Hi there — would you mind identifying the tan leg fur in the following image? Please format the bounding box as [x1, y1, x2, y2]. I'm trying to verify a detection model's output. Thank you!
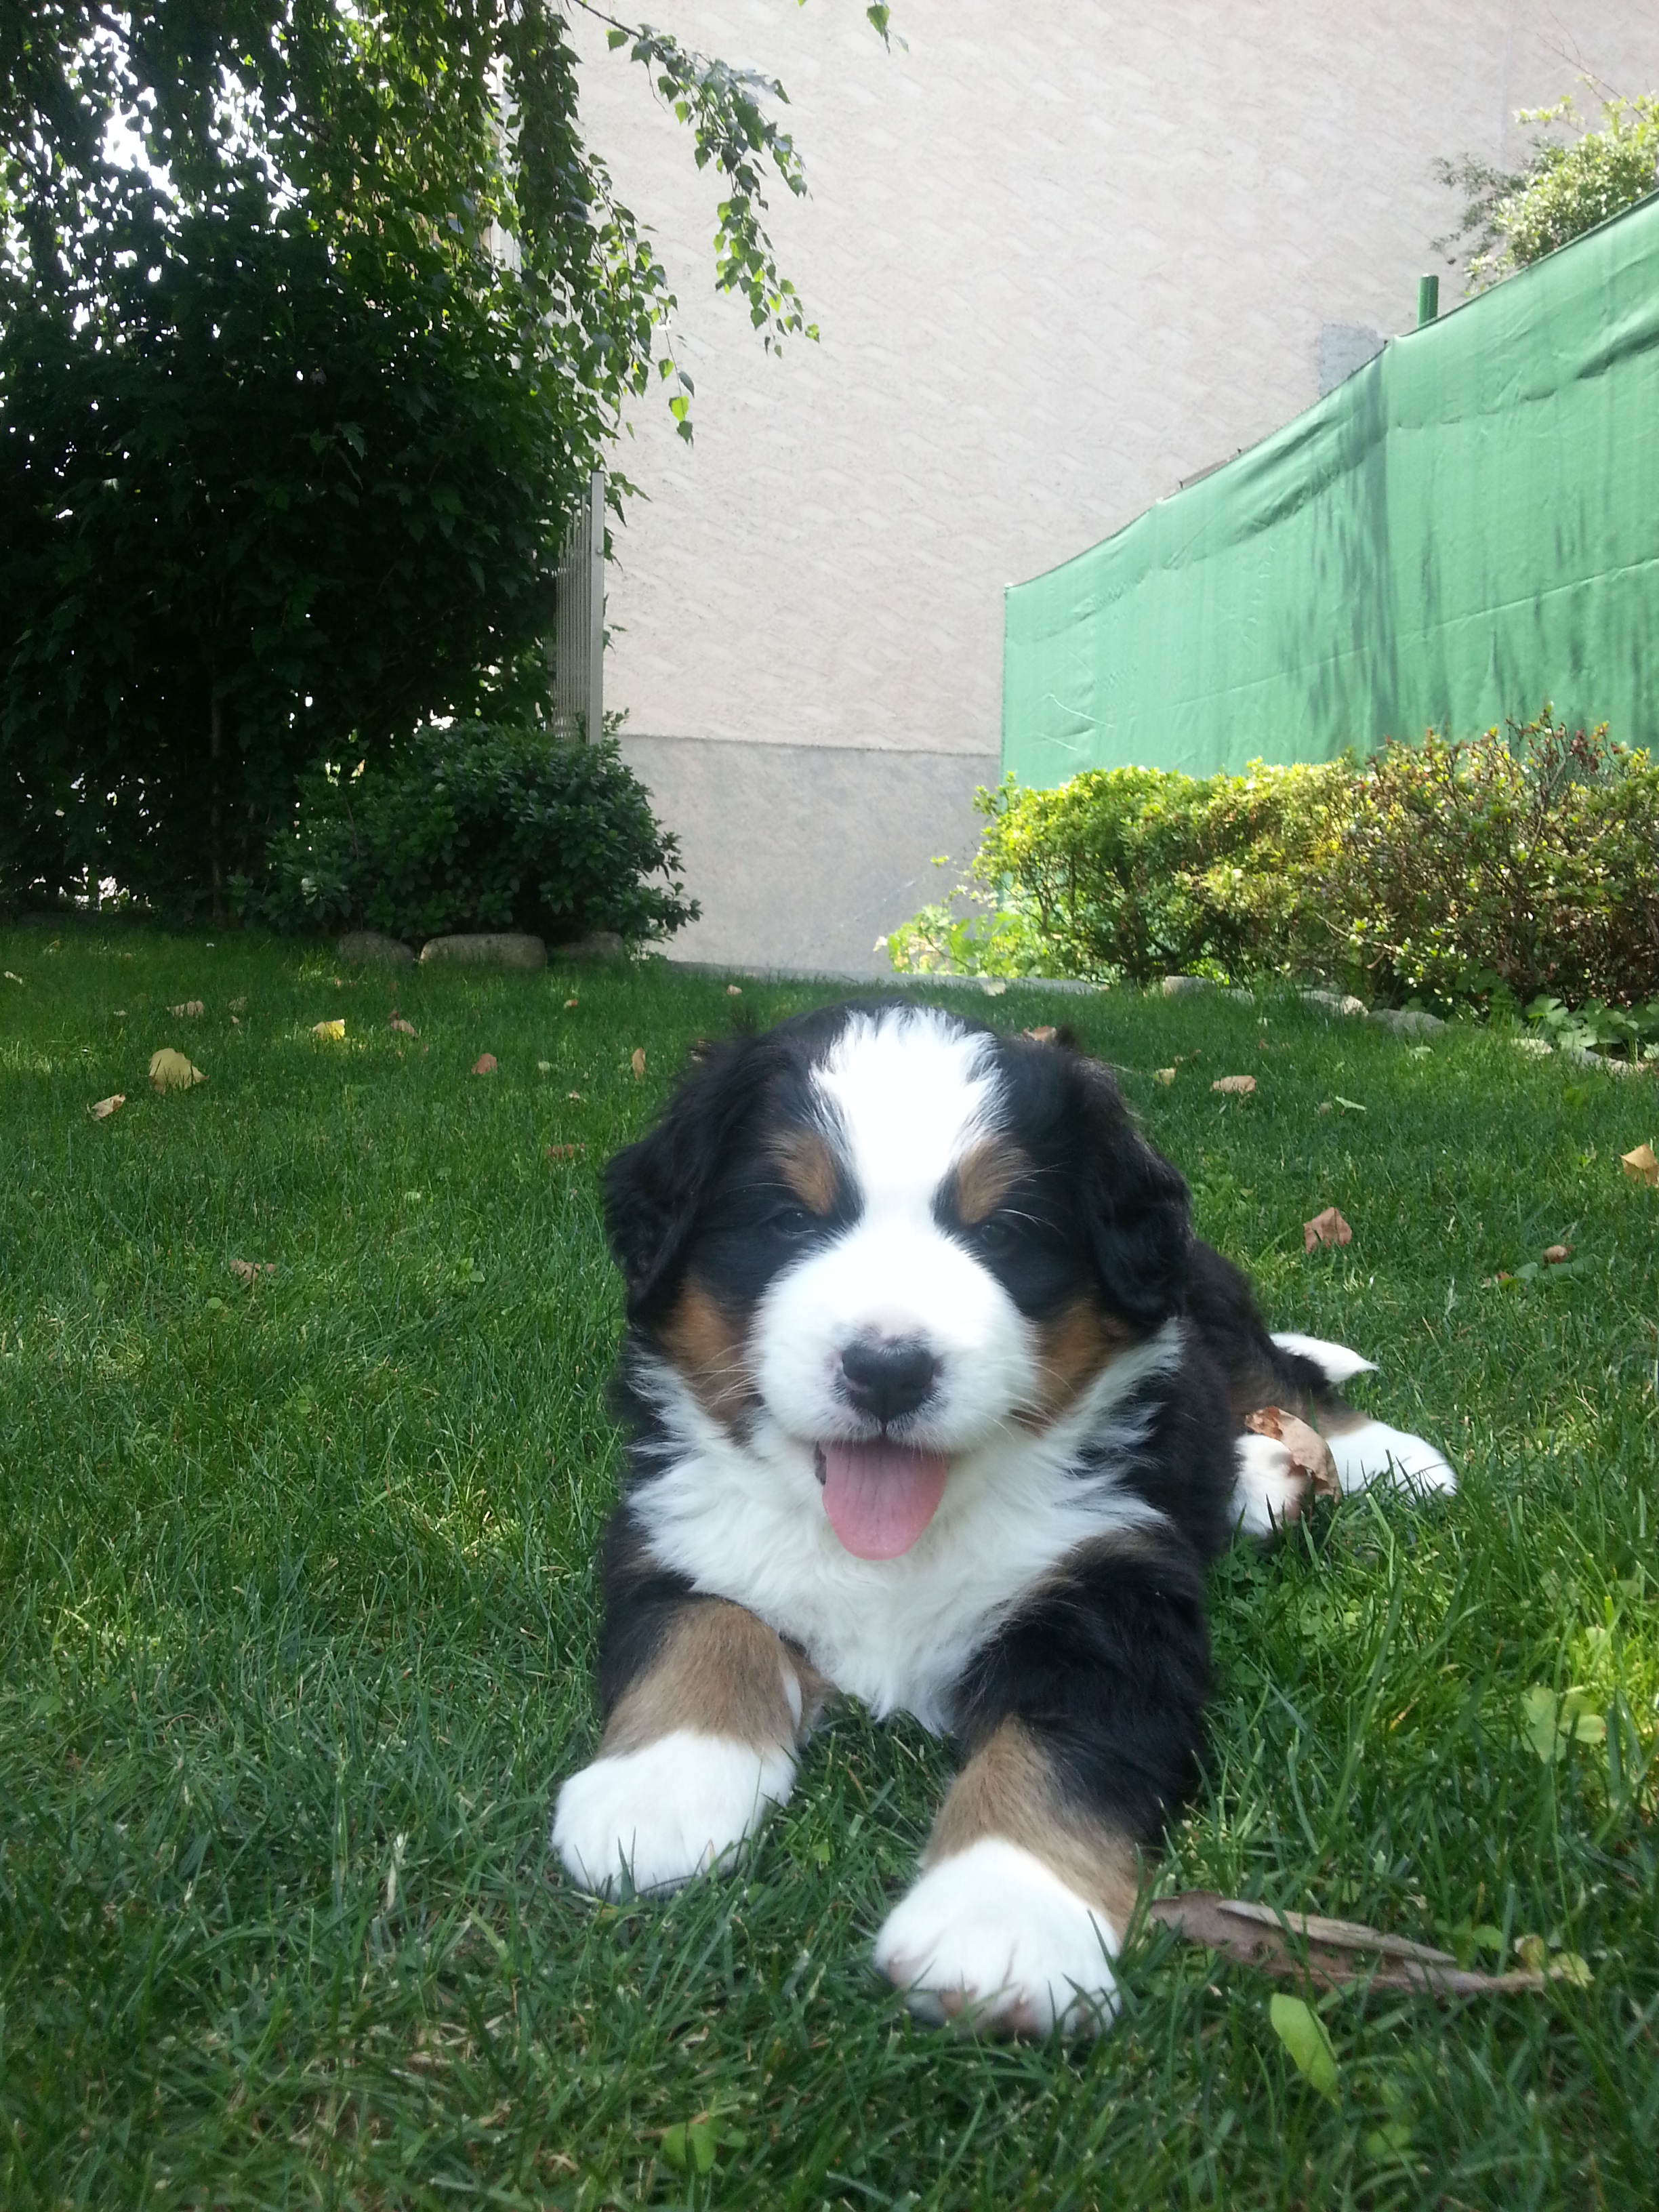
[924, 1719, 1142, 1936]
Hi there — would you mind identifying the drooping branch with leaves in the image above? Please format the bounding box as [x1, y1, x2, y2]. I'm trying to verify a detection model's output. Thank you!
[0, 2, 883, 913]
[1434, 83, 1659, 292]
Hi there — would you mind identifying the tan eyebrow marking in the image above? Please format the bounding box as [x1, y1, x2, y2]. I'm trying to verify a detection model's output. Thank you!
[769, 1127, 839, 1215]
[950, 1134, 1032, 1225]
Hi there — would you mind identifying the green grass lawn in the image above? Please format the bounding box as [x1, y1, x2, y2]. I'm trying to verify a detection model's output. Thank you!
[2, 924, 1656, 2211]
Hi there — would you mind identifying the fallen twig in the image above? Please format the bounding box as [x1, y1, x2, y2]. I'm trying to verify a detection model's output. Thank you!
[1145, 1892, 1553, 1995]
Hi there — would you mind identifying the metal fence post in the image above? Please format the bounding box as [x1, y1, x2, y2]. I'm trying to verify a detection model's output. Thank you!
[552, 467, 605, 741]
[587, 468, 605, 744]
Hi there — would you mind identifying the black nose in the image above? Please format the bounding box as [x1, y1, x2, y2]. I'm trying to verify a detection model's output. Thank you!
[838, 1336, 939, 1425]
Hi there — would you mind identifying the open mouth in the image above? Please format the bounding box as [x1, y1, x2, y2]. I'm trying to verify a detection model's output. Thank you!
[813, 1439, 949, 1560]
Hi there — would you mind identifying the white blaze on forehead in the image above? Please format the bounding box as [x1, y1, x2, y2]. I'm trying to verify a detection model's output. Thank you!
[813, 1008, 997, 1210]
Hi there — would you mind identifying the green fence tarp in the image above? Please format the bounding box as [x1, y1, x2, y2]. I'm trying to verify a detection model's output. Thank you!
[1002, 191, 1659, 787]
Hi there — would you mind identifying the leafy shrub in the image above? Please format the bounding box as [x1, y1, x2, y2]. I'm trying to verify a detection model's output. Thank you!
[1526, 994, 1659, 1065]
[257, 723, 697, 947]
[888, 714, 1659, 1014]
[1337, 718, 1659, 1010]
[887, 760, 1351, 986]
[1438, 90, 1659, 293]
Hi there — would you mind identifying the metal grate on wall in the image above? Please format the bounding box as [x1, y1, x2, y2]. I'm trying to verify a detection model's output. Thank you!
[552, 469, 605, 743]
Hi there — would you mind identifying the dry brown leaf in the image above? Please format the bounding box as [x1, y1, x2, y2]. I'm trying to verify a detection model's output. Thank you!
[1024, 1025, 1058, 1044]
[568, 1090, 582, 1101]
[1542, 1243, 1573, 1264]
[726, 985, 743, 997]
[1244, 1406, 1338, 1496]
[228, 996, 247, 1013]
[630, 1047, 647, 1078]
[1145, 1891, 1552, 1996]
[390, 1017, 417, 1037]
[1621, 1141, 1658, 1187]
[228, 1258, 276, 1284]
[88, 1094, 125, 1121]
[544, 1143, 586, 1160]
[472, 1053, 498, 1075]
[312, 1019, 346, 1042]
[169, 999, 204, 1018]
[1212, 1074, 1256, 1096]
[564, 997, 579, 1009]
[148, 1048, 205, 1092]
[1304, 1206, 1353, 1253]
[1155, 1067, 1177, 1085]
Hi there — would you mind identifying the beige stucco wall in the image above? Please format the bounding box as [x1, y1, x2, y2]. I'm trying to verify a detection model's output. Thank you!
[575, 1, 1659, 763]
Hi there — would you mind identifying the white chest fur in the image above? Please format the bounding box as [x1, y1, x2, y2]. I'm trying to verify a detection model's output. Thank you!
[626, 1327, 1180, 1732]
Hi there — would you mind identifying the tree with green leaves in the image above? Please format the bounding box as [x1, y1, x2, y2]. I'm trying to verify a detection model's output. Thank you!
[1435, 86, 1659, 293]
[1, 3, 888, 913]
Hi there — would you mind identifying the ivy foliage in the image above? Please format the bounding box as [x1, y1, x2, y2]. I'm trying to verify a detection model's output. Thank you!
[1435, 87, 1659, 292]
[886, 714, 1659, 1018]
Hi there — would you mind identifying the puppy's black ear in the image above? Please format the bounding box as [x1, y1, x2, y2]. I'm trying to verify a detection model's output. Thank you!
[1069, 1057, 1191, 1328]
[603, 1034, 768, 1318]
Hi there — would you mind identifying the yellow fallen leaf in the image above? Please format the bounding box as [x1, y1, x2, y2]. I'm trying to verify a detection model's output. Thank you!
[1621, 1141, 1658, 1187]
[312, 1019, 346, 1042]
[1155, 1067, 1177, 1085]
[89, 1093, 125, 1121]
[630, 1047, 647, 1078]
[726, 985, 743, 996]
[169, 999, 204, 1018]
[1212, 1074, 1256, 1096]
[149, 1048, 205, 1092]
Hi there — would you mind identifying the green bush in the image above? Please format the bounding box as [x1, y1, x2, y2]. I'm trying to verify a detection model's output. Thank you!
[888, 713, 1659, 1014]
[887, 759, 1351, 987]
[1337, 718, 1659, 1009]
[257, 723, 697, 948]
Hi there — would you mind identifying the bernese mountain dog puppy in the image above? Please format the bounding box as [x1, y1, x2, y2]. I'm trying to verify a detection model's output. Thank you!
[554, 1002, 1453, 2034]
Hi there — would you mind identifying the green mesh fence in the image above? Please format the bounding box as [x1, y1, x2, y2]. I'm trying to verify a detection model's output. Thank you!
[1002, 191, 1659, 787]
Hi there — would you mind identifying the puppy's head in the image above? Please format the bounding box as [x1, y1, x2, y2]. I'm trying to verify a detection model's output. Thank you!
[605, 1003, 1189, 1558]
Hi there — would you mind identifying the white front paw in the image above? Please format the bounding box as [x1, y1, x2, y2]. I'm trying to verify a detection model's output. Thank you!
[552, 1729, 795, 1898]
[1231, 1430, 1309, 1536]
[874, 1837, 1120, 2036]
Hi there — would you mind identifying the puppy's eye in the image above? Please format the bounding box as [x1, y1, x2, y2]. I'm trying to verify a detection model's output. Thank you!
[974, 1215, 1017, 1255]
[769, 1204, 816, 1238]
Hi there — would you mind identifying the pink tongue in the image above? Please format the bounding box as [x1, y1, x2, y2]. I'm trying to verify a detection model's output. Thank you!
[820, 1441, 949, 1559]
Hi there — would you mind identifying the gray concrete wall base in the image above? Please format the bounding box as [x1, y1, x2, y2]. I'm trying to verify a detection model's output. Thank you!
[619, 736, 1000, 977]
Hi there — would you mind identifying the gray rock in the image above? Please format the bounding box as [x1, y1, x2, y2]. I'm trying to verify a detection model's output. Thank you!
[1367, 1007, 1446, 1037]
[554, 931, 628, 966]
[1562, 1042, 1642, 1076]
[1302, 987, 1368, 1018]
[419, 932, 547, 972]
[337, 929, 415, 966]
[1160, 975, 1214, 997]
